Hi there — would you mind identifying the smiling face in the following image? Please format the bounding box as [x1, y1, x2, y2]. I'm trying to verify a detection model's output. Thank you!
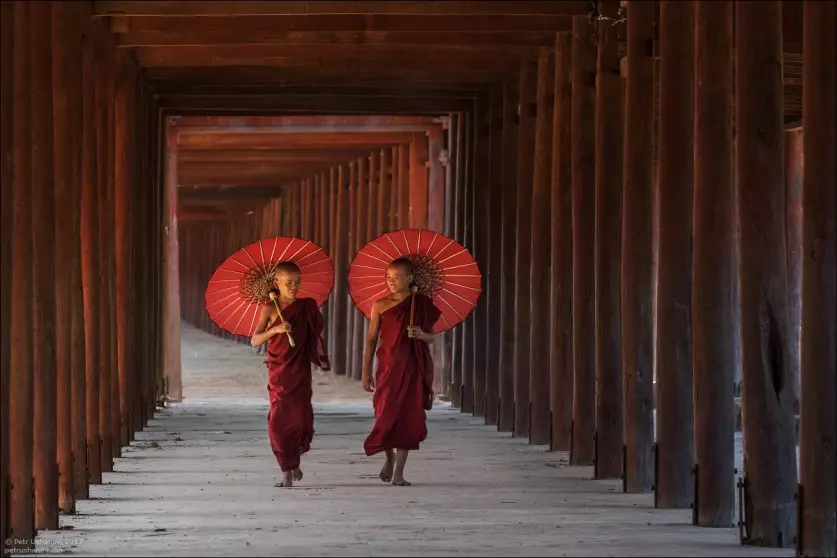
[273, 269, 301, 300]
[385, 262, 414, 294]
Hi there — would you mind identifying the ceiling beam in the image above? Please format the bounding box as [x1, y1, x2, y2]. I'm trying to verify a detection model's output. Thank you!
[174, 115, 441, 127]
[176, 131, 415, 149]
[158, 95, 474, 114]
[96, 1, 591, 17]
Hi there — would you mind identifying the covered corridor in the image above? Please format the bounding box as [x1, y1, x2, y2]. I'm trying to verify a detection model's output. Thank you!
[1, 1, 834, 557]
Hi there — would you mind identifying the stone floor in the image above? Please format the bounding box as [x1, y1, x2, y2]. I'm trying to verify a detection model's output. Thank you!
[23, 324, 794, 557]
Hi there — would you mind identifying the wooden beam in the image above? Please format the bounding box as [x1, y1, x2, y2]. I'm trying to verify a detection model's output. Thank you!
[96, 2, 591, 17]
[116, 30, 563, 48]
[158, 95, 474, 114]
[177, 132, 415, 150]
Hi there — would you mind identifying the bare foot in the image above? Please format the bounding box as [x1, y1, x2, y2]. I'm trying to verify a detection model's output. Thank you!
[391, 477, 412, 487]
[274, 471, 294, 488]
[293, 468, 303, 481]
[379, 449, 395, 483]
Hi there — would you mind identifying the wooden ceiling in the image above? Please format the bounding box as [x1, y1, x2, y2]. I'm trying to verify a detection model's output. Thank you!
[92, 1, 806, 220]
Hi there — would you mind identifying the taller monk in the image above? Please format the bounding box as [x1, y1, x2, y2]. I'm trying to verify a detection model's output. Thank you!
[361, 258, 441, 486]
[251, 262, 330, 488]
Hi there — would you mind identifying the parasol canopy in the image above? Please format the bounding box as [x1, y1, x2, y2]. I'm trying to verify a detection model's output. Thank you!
[204, 237, 334, 337]
[348, 229, 482, 333]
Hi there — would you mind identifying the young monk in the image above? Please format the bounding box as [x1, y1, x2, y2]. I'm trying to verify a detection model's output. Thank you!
[251, 262, 330, 488]
[361, 258, 442, 486]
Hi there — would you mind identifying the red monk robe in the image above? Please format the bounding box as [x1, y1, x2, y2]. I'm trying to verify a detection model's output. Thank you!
[364, 293, 442, 456]
[264, 297, 330, 472]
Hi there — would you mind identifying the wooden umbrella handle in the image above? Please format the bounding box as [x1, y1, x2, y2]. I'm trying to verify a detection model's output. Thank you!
[269, 292, 296, 347]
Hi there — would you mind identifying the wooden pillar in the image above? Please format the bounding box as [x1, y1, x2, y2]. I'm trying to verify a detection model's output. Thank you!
[570, 15, 596, 465]
[32, 0, 58, 529]
[621, 0, 655, 490]
[593, 0, 625, 480]
[410, 132, 430, 229]
[163, 120, 183, 401]
[352, 157, 368, 381]
[799, 2, 837, 555]
[498, 82, 519, 433]
[9, 0, 35, 547]
[1, 1, 15, 549]
[114, 54, 134, 448]
[472, 94, 489, 418]
[398, 144, 410, 228]
[333, 165, 349, 375]
[530, 47, 555, 445]
[693, 0, 735, 526]
[550, 32, 573, 451]
[427, 129, 445, 233]
[514, 58, 537, 438]
[345, 163, 357, 379]
[440, 124, 454, 400]
[450, 114, 465, 407]
[485, 89, 503, 426]
[461, 110, 477, 415]
[389, 146, 399, 231]
[327, 168, 337, 359]
[736, 2, 798, 546]
[656, 0, 695, 508]
[81, 16, 102, 486]
[52, 0, 80, 513]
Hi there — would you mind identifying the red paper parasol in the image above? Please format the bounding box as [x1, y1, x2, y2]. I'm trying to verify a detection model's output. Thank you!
[205, 237, 334, 337]
[348, 229, 482, 333]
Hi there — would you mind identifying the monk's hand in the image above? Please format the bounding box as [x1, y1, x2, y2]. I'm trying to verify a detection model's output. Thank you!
[272, 322, 292, 335]
[362, 374, 375, 392]
[407, 326, 425, 341]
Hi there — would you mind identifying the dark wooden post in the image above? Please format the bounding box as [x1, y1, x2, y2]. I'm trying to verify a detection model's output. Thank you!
[345, 163, 357, 379]
[621, 0, 655, 490]
[327, 167, 337, 359]
[333, 165, 349, 375]
[799, 3, 836, 555]
[352, 156, 368, 381]
[162, 120, 183, 401]
[460, 112, 475, 415]
[9, 0, 35, 546]
[593, 0, 624, 479]
[785, 130, 802, 415]
[472, 94, 489, 418]
[399, 144, 410, 228]
[514, 58, 537, 438]
[428, 128, 445, 234]
[410, 132, 430, 229]
[693, 0, 735, 526]
[736, 1, 798, 547]
[485, 89, 503, 426]
[450, 115, 465, 408]
[1, 1, 15, 548]
[550, 32, 573, 452]
[31, 0, 59, 529]
[530, 47, 555, 445]
[498, 82, 519, 433]
[81, 15, 101, 486]
[390, 146, 400, 231]
[52, 0, 80, 514]
[656, 0, 695, 508]
[570, 15, 597, 466]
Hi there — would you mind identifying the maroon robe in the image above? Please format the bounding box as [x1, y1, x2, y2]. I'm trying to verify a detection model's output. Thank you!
[264, 297, 330, 472]
[364, 293, 442, 456]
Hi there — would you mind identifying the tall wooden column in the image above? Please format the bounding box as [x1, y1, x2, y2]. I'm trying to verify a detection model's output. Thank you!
[472, 95, 489, 417]
[693, 0, 735, 526]
[570, 15, 597, 465]
[485, 89, 503, 425]
[162, 119, 183, 401]
[799, 2, 836, 555]
[736, 2, 798, 547]
[333, 165, 349, 375]
[514, 58, 537, 438]
[530, 47, 555, 445]
[31, 0, 59, 529]
[621, 0, 655, 490]
[9, 0, 35, 547]
[785, 130, 803, 414]
[327, 167, 337, 358]
[1, 1, 15, 549]
[498, 82, 519, 432]
[345, 163, 357, 379]
[593, 0, 624, 478]
[549, 32, 573, 451]
[52, 0, 80, 513]
[460, 113, 475, 414]
[352, 157, 368, 381]
[81, 16, 102, 485]
[656, 0, 695, 508]
[410, 132, 430, 229]
[450, 115, 465, 407]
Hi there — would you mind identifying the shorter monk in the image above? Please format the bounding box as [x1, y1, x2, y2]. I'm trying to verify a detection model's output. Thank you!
[251, 262, 330, 488]
[361, 258, 441, 486]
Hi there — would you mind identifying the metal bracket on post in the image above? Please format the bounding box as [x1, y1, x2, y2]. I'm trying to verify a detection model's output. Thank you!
[691, 464, 699, 525]
[652, 442, 659, 508]
[622, 444, 627, 492]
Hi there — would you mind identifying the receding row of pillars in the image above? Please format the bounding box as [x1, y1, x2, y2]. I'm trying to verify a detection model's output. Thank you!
[447, 3, 834, 555]
[2, 2, 165, 554]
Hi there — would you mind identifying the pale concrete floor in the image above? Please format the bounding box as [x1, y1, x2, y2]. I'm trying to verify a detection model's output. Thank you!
[25, 324, 794, 557]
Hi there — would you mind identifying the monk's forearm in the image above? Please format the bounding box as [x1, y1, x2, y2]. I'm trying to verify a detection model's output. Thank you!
[361, 340, 376, 378]
[422, 331, 436, 344]
[251, 329, 275, 347]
